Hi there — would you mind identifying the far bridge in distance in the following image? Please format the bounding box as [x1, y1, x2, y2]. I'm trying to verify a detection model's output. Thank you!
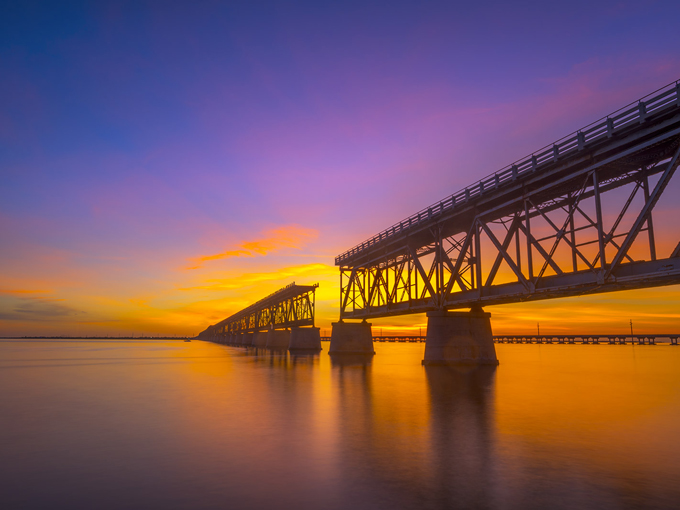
[321, 334, 680, 345]
[197, 283, 322, 351]
[329, 80, 680, 365]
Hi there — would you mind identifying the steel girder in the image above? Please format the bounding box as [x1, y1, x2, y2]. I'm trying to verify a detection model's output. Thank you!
[338, 82, 680, 320]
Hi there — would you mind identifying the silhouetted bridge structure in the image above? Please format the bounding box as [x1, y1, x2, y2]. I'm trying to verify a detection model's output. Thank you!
[329, 80, 680, 365]
[198, 283, 322, 350]
[493, 334, 679, 345]
[321, 334, 679, 345]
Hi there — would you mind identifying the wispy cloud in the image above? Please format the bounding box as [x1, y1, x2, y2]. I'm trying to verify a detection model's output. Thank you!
[0, 289, 52, 296]
[186, 225, 318, 269]
[180, 262, 332, 291]
[0, 296, 85, 321]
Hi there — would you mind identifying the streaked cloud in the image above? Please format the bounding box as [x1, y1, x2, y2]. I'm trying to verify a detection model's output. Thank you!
[0, 289, 52, 295]
[186, 225, 318, 269]
[180, 262, 333, 291]
[0, 296, 84, 322]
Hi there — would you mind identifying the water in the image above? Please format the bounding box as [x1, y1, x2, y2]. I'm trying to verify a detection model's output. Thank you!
[1, 339, 679, 509]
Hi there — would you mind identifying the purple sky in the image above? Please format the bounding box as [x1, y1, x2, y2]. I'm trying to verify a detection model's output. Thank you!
[1, 1, 680, 336]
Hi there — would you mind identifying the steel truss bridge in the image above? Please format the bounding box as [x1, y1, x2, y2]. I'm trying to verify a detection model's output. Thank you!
[198, 283, 318, 340]
[336, 81, 680, 320]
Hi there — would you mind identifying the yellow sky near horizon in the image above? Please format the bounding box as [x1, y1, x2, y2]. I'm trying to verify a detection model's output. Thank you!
[2, 237, 679, 338]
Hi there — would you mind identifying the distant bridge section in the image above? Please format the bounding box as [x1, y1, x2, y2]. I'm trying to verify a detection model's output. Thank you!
[336, 80, 680, 320]
[197, 282, 318, 341]
[494, 334, 679, 345]
[322, 334, 680, 344]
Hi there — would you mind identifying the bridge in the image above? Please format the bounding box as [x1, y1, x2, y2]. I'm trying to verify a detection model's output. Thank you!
[197, 283, 322, 350]
[493, 334, 679, 345]
[330, 80, 680, 365]
[321, 334, 680, 344]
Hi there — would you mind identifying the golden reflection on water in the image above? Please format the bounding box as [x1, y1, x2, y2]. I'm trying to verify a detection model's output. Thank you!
[1, 339, 679, 509]
[493, 344, 680, 507]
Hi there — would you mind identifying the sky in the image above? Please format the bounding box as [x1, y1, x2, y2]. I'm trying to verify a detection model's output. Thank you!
[1, 0, 680, 337]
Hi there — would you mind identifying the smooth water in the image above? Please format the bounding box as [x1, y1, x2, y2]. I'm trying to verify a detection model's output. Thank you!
[1, 339, 679, 509]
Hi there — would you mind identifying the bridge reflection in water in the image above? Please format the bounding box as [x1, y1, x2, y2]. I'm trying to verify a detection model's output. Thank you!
[3, 339, 680, 508]
[424, 365, 496, 508]
[231, 341, 680, 508]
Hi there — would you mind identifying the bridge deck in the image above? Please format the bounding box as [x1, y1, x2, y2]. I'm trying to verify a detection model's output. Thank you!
[336, 80, 680, 268]
[336, 79, 680, 320]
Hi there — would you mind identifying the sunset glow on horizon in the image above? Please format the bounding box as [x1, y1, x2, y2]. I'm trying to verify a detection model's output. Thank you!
[2, 1, 680, 337]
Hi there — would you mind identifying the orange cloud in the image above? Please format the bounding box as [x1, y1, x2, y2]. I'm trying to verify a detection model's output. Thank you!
[180, 262, 333, 291]
[186, 224, 318, 269]
[0, 288, 51, 295]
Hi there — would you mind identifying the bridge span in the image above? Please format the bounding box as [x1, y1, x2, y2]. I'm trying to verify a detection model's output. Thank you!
[197, 283, 322, 351]
[330, 80, 680, 365]
[321, 334, 680, 345]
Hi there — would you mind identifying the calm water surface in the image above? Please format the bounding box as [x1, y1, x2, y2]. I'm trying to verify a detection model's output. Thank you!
[1, 339, 679, 509]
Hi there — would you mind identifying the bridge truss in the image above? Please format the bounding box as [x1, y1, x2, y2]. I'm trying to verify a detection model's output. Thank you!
[198, 283, 318, 339]
[337, 81, 680, 319]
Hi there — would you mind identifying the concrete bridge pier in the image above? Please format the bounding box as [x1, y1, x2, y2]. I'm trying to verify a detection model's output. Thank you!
[422, 309, 498, 366]
[243, 332, 254, 346]
[266, 328, 291, 349]
[329, 320, 375, 354]
[252, 330, 268, 347]
[289, 327, 322, 351]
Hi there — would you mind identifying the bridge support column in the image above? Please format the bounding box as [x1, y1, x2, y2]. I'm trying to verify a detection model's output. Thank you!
[243, 332, 254, 346]
[422, 310, 498, 365]
[252, 330, 268, 347]
[329, 321, 375, 354]
[266, 329, 291, 349]
[289, 327, 321, 351]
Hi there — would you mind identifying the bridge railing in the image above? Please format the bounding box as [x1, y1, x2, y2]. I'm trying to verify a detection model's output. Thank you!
[336, 79, 680, 265]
